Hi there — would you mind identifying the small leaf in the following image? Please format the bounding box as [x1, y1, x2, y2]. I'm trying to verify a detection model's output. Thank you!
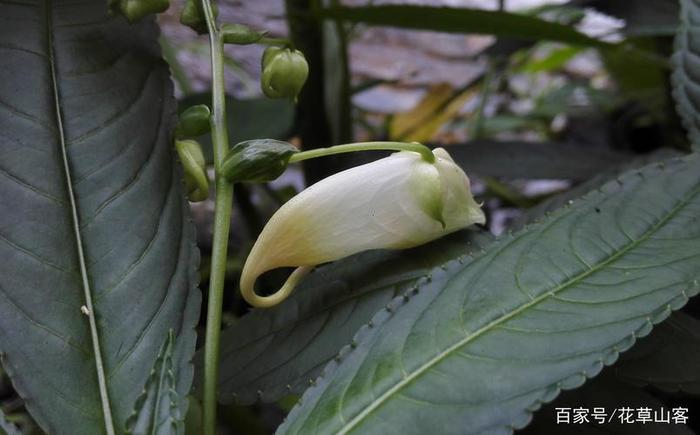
[125, 331, 181, 435]
[673, 0, 700, 151]
[278, 153, 700, 435]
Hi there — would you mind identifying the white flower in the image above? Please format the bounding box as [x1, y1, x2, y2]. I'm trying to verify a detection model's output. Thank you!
[240, 147, 485, 308]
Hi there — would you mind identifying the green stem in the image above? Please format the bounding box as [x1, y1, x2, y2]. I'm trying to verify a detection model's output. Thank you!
[288, 141, 435, 164]
[201, 2, 234, 435]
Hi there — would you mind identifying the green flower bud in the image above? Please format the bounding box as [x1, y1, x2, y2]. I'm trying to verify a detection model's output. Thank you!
[180, 0, 218, 34]
[220, 139, 298, 183]
[175, 139, 209, 202]
[117, 0, 169, 23]
[175, 104, 211, 139]
[260, 47, 309, 101]
[221, 24, 268, 45]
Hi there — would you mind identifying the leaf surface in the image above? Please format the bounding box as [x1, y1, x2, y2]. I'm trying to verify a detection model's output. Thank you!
[0, 2, 200, 434]
[126, 331, 181, 435]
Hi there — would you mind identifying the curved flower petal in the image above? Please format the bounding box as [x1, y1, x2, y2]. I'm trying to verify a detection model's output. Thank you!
[240, 147, 485, 307]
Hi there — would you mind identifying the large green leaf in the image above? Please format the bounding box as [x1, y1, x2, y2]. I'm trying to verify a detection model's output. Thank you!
[673, 0, 700, 152]
[0, 2, 199, 434]
[612, 311, 700, 394]
[317, 5, 612, 48]
[443, 140, 630, 181]
[278, 153, 700, 435]
[206, 231, 492, 405]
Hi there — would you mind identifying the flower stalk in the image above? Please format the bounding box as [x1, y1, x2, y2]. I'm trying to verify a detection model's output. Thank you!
[200, 1, 233, 434]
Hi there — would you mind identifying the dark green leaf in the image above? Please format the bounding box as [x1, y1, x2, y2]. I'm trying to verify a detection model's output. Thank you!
[279, 153, 700, 435]
[441, 140, 630, 181]
[673, 0, 700, 151]
[0, 3, 200, 434]
[613, 312, 700, 394]
[512, 148, 685, 229]
[202, 231, 493, 405]
[126, 331, 181, 435]
[317, 6, 613, 48]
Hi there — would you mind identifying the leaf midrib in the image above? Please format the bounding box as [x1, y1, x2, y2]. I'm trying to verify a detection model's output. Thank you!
[44, 1, 115, 433]
[337, 168, 700, 435]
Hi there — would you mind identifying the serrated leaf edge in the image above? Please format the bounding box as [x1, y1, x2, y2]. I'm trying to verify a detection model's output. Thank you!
[277, 155, 700, 435]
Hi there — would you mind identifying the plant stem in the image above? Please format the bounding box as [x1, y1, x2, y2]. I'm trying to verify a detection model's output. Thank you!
[201, 1, 234, 435]
[288, 141, 435, 164]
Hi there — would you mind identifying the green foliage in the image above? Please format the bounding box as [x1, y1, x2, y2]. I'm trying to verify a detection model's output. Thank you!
[125, 331, 181, 435]
[674, 0, 700, 152]
[444, 140, 630, 181]
[317, 5, 613, 48]
[0, 2, 200, 434]
[279, 154, 700, 434]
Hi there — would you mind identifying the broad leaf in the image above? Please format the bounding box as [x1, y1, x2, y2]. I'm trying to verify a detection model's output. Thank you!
[317, 6, 612, 48]
[443, 140, 630, 181]
[279, 153, 700, 435]
[204, 231, 493, 405]
[673, 0, 700, 152]
[0, 2, 200, 434]
[613, 312, 700, 394]
[126, 331, 180, 435]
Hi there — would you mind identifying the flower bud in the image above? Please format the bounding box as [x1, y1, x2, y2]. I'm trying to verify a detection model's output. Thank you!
[222, 24, 268, 45]
[240, 147, 485, 308]
[175, 104, 211, 139]
[117, 0, 169, 23]
[180, 0, 218, 34]
[175, 139, 209, 202]
[260, 47, 309, 101]
[220, 139, 298, 183]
